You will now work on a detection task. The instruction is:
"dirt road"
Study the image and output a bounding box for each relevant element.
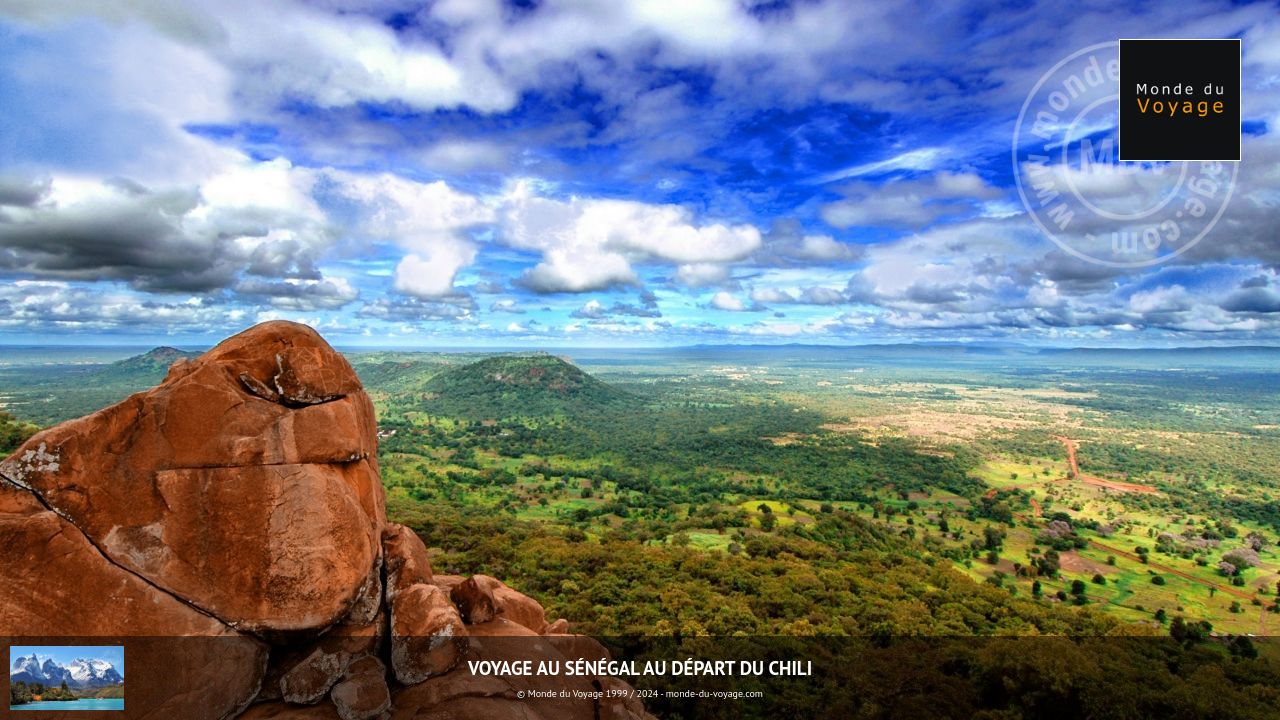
[1053,435,1158,494]
[1085,538,1257,601]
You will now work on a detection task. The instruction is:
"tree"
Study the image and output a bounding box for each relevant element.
[11,680,34,705]
[1229,635,1258,659]
[1170,616,1211,645]
[1151,575,1166,586]
[983,526,1005,551]
[759,512,777,532]
[1091,573,1106,585]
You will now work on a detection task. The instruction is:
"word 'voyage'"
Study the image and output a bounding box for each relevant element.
[1135,98,1226,118]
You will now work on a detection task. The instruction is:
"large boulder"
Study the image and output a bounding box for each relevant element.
[0,483,268,720]
[451,574,549,634]
[0,321,385,636]
[330,655,392,720]
[390,583,468,684]
[383,523,434,595]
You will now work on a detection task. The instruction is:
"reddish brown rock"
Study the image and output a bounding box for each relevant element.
[431,574,465,592]
[382,523,433,596]
[545,618,570,634]
[390,583,468,684]
[331,655,392,720]
[279,647,349,705]
[451,574,549,633]
[0,482,267,720]
[0,321,386,635]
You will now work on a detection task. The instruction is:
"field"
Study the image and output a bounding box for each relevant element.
[3,343,1279,643]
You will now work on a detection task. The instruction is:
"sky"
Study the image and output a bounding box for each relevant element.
[10,645,124,675]
[0,0,1278,347]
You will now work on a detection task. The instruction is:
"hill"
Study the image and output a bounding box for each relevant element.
[108,345,199,372]
[421,354,631,419]
[87,346,200,385]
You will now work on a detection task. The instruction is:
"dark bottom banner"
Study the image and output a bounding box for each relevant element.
[3,635,1277,719]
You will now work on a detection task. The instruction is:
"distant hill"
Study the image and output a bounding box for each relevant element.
[89,346,199,385]
[421,354,630,419]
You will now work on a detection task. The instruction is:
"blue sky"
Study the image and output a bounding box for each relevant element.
[0,1,1278,347]
[10,646,124,675]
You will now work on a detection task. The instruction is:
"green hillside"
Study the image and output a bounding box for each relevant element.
[92,346,199,383]
[420,354,631,419]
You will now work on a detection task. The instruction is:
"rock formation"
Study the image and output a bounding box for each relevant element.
[0,321,652,720]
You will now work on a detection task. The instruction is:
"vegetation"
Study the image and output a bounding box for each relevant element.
[9,680,79,705]
[0,410,37,454]
[417,353,632,419]
[4,344,1280,715]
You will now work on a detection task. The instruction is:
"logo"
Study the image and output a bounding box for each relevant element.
[1119,39,1241,161]
[1012,42,1237,268]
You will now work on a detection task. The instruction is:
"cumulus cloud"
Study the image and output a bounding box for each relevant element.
[332,171,493,298]
[501,181,761,293]
[674,262,733,288]
[711,291,760,312]
[753,220,862,267]
[0,160,338,297]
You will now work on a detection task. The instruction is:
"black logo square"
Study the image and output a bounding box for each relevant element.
[1119,38,1240,161]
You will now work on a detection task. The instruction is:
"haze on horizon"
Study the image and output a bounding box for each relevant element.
[0,1,1278,348]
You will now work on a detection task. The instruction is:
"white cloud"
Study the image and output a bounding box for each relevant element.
[675,262,732,287]
[571,299,606,319]
[710,291,746,311]
[332,171,493,298]
[392,244,476,299]
[749,287,795,304]
[501,181,760,293]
